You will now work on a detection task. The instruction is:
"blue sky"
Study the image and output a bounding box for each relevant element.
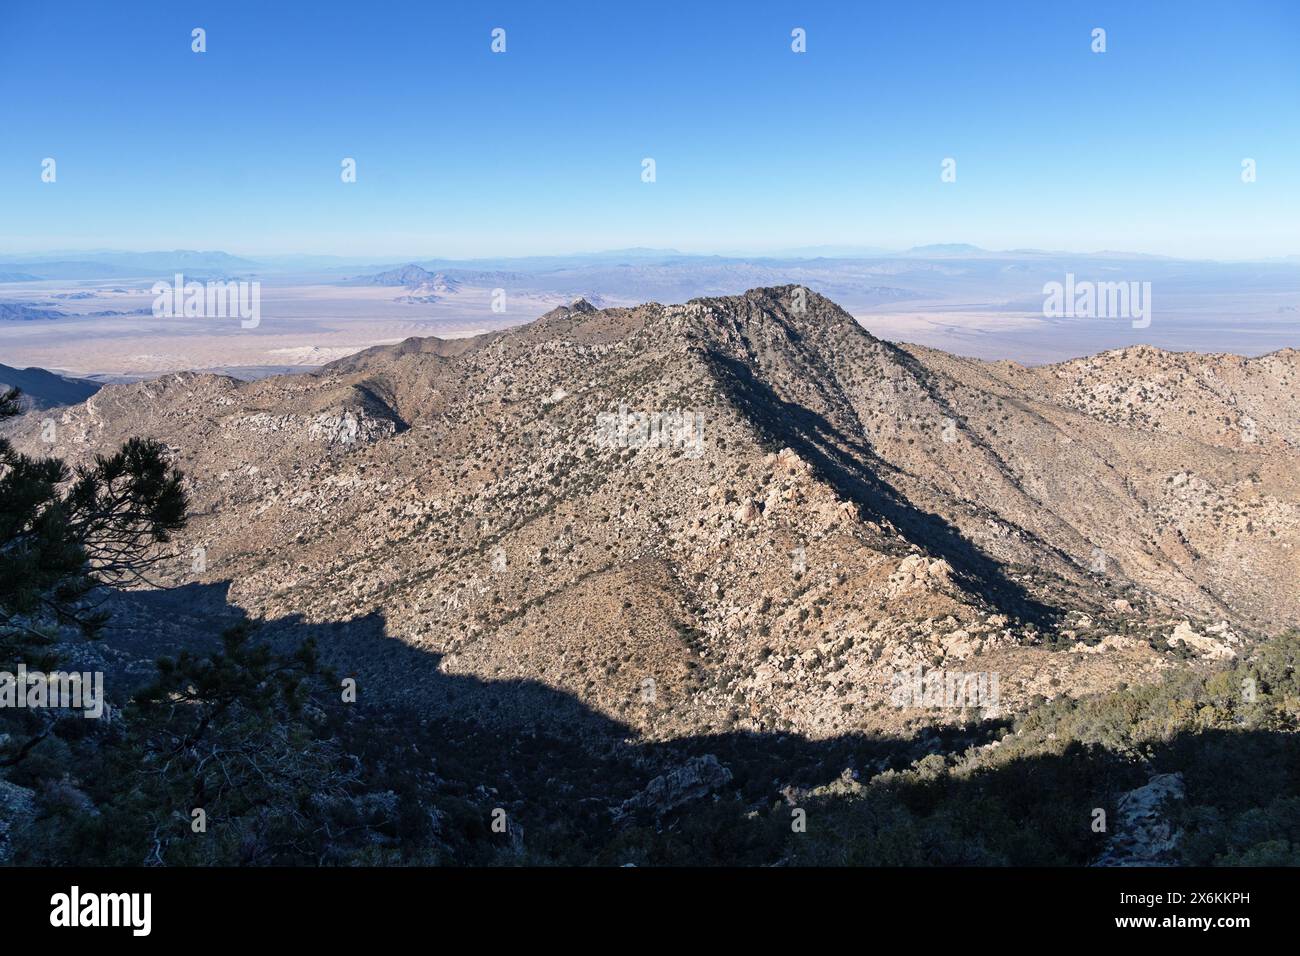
[1,0,1296,259]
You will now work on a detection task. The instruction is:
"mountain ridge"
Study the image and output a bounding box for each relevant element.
[6,286,1295,742]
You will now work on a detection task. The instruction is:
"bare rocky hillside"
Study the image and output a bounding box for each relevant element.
[9,287,1298,743]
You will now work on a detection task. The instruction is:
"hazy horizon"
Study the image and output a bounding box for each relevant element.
[2,242,1298,268]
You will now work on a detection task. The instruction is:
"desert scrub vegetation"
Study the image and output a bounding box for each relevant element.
[9,625,1298,866]
[772,630,1300,866]
[594,632,1300,867]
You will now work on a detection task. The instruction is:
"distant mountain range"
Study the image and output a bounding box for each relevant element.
[5,246,1299,284]
[0,250,259,280]
[3,248,1297,371]
[0,302,66,321]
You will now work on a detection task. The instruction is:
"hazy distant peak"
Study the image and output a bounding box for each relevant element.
[900,243,988,257]
[346,263,439,287]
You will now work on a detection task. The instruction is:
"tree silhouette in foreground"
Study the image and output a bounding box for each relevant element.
[0,386,186,766]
